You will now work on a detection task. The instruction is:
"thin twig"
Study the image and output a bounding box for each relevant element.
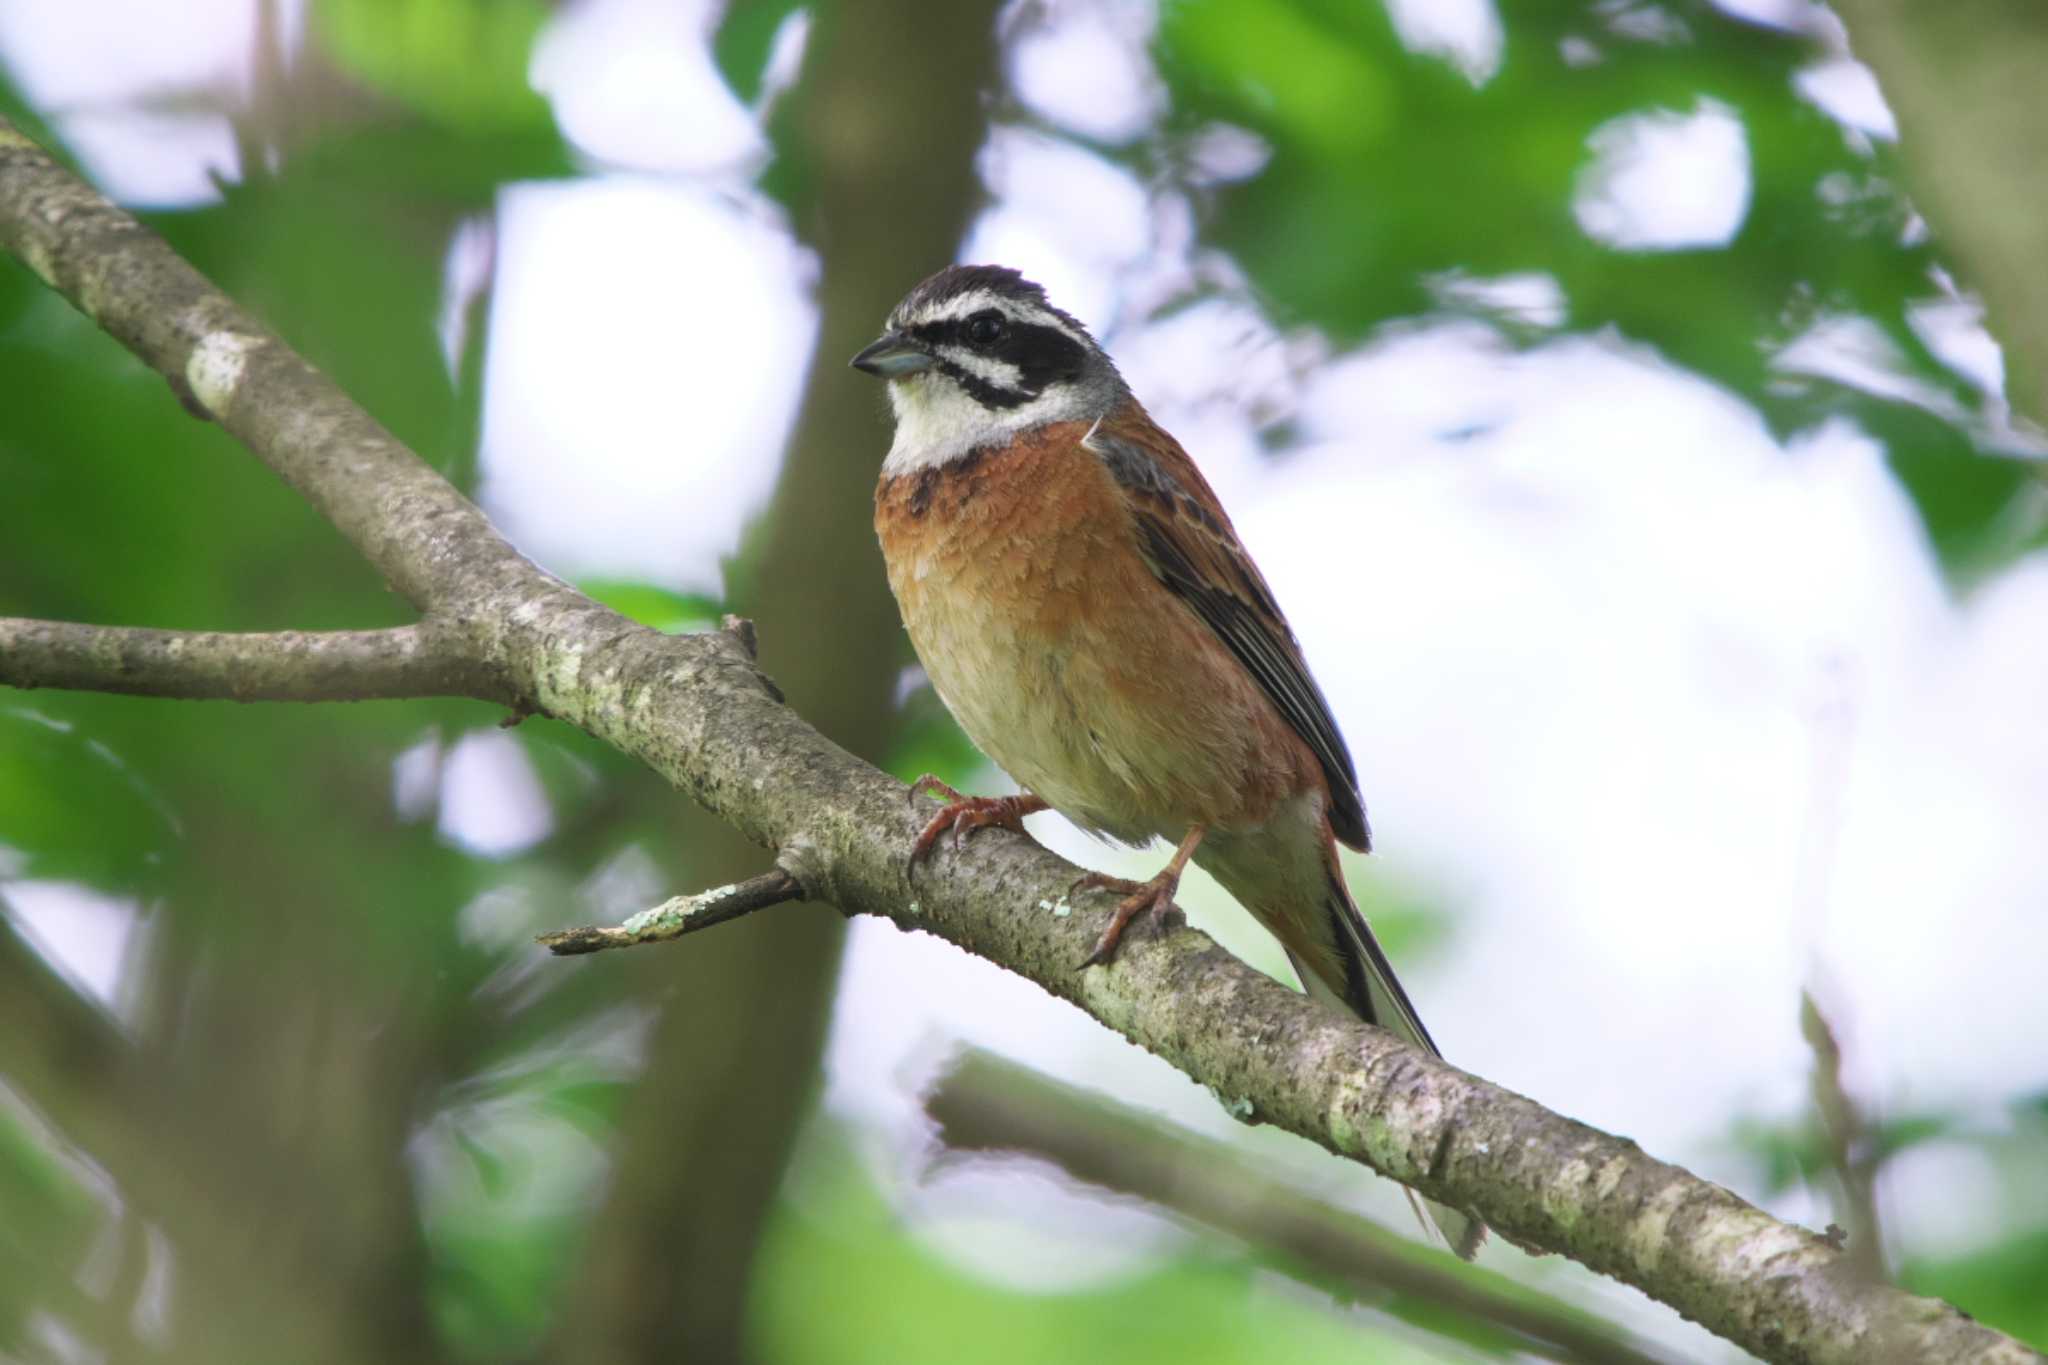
[927,1049,1679,1365]
[1802,990,1889,1280]
[538,869,805,955]
[0,618,515,705]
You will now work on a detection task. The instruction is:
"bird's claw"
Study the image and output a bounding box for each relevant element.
[1070,870,1179,971]
[905,781,1049,878]
[907,773,967,810]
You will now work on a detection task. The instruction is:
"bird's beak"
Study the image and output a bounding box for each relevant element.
[850,331,934,378]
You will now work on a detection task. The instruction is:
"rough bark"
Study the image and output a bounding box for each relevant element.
[927,1048,1677,1365]
[0,618,510,703]
[0,117,2035,1365]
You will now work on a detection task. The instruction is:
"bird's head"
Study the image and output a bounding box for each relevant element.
[852,265,1126,472]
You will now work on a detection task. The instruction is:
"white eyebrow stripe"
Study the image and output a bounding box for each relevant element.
[912,290,996,324]
[901,289,1091,350]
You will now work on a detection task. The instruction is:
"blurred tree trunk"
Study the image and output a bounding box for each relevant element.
[2,775,455,1365]
[1833,0,2048,426]
[540,2,1002,1361]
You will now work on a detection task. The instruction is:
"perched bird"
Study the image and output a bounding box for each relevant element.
[852,264,1483,1258]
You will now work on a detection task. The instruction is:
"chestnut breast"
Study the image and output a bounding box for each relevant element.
[874,421,1312,841]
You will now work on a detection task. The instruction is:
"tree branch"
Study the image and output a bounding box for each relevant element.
[927,1048,1677,1365]
[536,867,805,954]
[1801,990,1889,1281]
[1,117,2033,1365]
[0,617,514,704]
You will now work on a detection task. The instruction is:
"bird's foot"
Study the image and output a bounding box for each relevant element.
[1070,871,1181,970]
[906,775,1049,874]
[1072,826,1206,970]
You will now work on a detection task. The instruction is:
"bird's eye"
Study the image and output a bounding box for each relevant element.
[966,312,1006,344]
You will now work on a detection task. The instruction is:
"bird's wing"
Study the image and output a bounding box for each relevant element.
[1085,409,1370,850]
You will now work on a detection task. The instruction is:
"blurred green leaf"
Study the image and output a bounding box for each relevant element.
[1728,1106,1956,1199]
[1864,1112,1959,1166]
[0,707,176,890]
[429,1210,587,1360]
[1166,0,1396,157]
[576,579,724,634]
[314,0,555,134]
[884,682,986,789]
[1902,1228,2048,1350]
[1727,1113,1828,1196]
[0,1114,98,1279]
[1151,1,2042,582]
[750,1129,1453,1365]
[1341,855,1452,964]
[714,0,808,105]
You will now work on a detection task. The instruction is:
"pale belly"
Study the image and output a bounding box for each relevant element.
[899,570,1159,843]
[874,424,1310,845]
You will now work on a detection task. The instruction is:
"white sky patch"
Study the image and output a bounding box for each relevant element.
[437,729,554,858]
[1183,122,1271,185]
[436,216,497,379]
[1272,328,2048,1134]
[1559,33,1604,67]
[1106,295,1303,468]
[1908,287,2007,401]
[1427,270,1569,329]
[1574,99,1752,251]
[975,126,1152,263]
[958,215,1109,331]
[391,732,444,823]
[0,0,288,206]
[48,110,239,208]
[1795,57,1897,142]
[1006,0,1161,143]
[4,881,139,1012]
[1881,1140,2007,1260]
[478,175,816,590]
[963,127,1154,332]
[0,0,271,106]
[1600,2,1692,45]
[1774,312,1996,435]
[755,8,810,112]
[532,0,763,173]
[1381,0,1505,84]
[1709,0,1839,38]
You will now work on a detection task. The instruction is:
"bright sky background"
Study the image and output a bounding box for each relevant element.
[4,1,2045,1356]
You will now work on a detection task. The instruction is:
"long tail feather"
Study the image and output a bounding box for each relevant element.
[1285,863,1487,1260]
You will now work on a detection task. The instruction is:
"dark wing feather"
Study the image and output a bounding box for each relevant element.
[1089,418,1371,850]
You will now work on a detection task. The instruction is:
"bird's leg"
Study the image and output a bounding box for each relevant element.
[1073,825,1206,970]
[906,774,1051,871]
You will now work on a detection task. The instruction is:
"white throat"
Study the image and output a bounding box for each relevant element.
[880,371,1093,475]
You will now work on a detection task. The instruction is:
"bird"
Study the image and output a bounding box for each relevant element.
[851,263,1483,1259]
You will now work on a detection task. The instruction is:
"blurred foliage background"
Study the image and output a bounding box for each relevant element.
[2,1,2044,1362]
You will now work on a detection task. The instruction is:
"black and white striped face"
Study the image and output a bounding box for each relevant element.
[852,265,1126,474]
